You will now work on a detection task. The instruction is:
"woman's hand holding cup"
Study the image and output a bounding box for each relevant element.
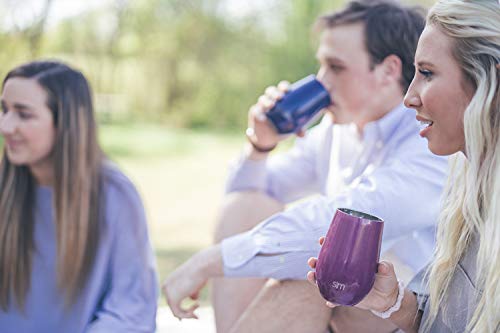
[307,236,400,313]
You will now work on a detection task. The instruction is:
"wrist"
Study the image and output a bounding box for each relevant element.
[198,245,224,278]
[245,128,277,154]
[245,143,270,160]
[371,280,405,319]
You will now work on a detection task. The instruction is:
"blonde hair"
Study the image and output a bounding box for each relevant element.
[423,0,500,332]
[0,61,103,309]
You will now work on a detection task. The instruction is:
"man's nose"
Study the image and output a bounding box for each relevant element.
[316,66,333,94]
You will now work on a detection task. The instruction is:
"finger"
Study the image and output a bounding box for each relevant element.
[184,303,200,320]
[258,95,275,109]
[377,261,395,276]
[250,105,266,122]
[306,271,317,285]
[172,303,200,320]
[190,291,200,300]
[307,257,317,269]
[265,86,285,101]
[277,80,291,92]
[319,236,325,245]
[166,296,185,320]
[326,301,339,308]
[296,129,306,137]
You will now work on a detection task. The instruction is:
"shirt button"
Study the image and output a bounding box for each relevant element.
[279,256,285,264]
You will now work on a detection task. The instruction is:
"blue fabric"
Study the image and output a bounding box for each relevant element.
[0,165,158,333]
[222,105,448,280]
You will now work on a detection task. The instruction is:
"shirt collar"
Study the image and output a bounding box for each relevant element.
[362,103,410,144]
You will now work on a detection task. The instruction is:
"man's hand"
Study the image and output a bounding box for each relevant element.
[162,245,223,320]
[246,81,306,158]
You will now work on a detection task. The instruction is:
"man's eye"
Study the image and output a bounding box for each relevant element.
[329,64,344,72]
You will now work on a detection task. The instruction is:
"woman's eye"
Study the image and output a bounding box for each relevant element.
[418,69,433,79]
[18,111,32,119]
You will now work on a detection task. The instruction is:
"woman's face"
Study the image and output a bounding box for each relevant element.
[404,24,475,156]
[0,77,56,169]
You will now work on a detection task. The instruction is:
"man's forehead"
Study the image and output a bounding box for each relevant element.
[317,23,366,60]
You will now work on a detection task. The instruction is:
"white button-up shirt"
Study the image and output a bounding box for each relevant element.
[222,104,448,280]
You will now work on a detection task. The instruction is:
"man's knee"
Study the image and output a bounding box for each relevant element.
[259,279,326,306]
[213,191,284,243]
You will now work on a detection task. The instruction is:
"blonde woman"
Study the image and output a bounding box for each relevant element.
[0,61,158,332]
[308,0,500,332]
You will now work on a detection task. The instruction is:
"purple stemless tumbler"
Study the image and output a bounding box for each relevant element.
[315,208,384,306]
[266,75,331,134]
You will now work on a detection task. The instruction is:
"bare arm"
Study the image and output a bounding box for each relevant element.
[388,289,422,333]
[162,244,224,319]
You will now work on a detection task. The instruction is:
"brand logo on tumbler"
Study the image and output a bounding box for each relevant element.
[331,281,346,291]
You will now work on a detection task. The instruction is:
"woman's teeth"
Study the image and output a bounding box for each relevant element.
[420,120,433,128]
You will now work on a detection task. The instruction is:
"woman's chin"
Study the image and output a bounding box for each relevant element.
[428,142,460,157]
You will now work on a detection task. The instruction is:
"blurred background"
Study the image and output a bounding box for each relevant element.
[0,0,433,330]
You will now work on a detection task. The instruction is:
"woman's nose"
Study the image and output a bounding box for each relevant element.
[404,83,421,109]
[0,112,17,135]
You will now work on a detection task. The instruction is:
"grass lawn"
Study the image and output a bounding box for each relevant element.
[99,122,244,305]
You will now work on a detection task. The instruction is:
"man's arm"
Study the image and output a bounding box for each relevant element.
[162,245,224,320]
[225,83,330,203]
[163,137,447,318]
[222,147,447,280]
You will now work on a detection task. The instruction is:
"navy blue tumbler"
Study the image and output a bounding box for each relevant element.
[266,75,331,134]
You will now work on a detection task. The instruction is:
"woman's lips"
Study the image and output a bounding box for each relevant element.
[416,117,434,138]
[5,139,23,149]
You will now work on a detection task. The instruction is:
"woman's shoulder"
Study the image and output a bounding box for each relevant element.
[100,161,144,212]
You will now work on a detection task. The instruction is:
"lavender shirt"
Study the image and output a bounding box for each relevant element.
[222,105,449,280]
[0,165,158,333]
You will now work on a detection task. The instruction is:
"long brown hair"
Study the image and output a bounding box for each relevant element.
[0,61,103,309]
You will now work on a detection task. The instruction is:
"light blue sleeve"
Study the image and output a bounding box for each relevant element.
[221,146,448,280]
[86,178,158,333]
[225,119,330,204]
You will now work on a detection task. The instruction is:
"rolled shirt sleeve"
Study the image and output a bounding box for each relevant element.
[225,118,331,204]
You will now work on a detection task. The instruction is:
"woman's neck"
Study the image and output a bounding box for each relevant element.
[29,159,54,187]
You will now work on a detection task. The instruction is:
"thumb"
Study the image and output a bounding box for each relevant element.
[377,261,394,276]
[374,261,398,294]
